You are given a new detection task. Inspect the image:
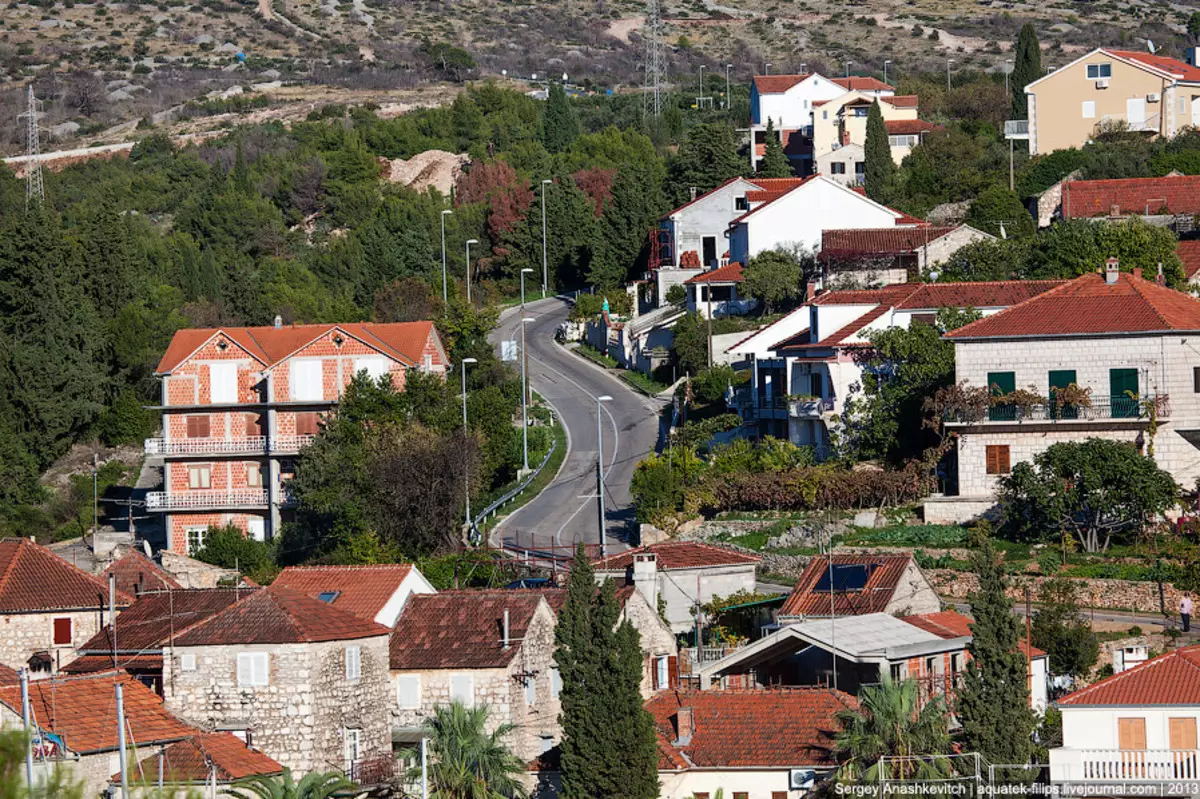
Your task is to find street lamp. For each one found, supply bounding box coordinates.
[1004,58,1014,96]
[596,394,613,556]
[440,209,453,304]
[540,179,552,297]
[725,63,732,110]
[947,58,955,92]
[519,267,535,472]
[883,59,892,85]
[460,357,478,530]
[845,60,852,78]
[800,62,807,74]
[465,239,478,303]
[699,64,706,106]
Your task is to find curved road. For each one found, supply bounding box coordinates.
[491,297,666,557]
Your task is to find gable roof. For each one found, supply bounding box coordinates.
[1058,645,1200,706]
[647,689,855,769]
[124,733,283,784]
[102,549,181,596]
[753,74,814,94]
[662,176,756,219]
[1062,174,1200,219]
[273,564,415,625]
[885,119,938,135]
[779,553,915,617]
[821,226,960,255]
[902,610,1046,658]
[831,76,894,93]
[0,672,191,754]
[390,591,546,670]
[946,271,1200,339]
[593,542,760,572]
[881,95,920,108]
[1107,49,1200,82]
[0,538,133,613]
[682,262,745,285]
[173,585,389,646]
[155,321,438,375]
[71,588,254,659]
[1181,240,1200,280]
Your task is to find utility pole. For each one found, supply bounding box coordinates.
[92,454,99,546]
[109,571,117,669]
[947,58,954,92]
[158,748,165,793]
[828,522,837,694]
[519,268,535,472]
[20,669,33,790]
[725,64,733,110]
[460,358,478,531]
[596,395,613,557]
[1025,587,1033,695]
[440,209,452,305]
[465,239,478,304]
[18,85,45,208]
[540,179,552,297]
[116,682,129,799]
[706,278,713,368]
[884,59,891,85]
[421,737,429,799]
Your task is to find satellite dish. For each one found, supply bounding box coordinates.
[1148,39,1157,54]
[928,271,940,282]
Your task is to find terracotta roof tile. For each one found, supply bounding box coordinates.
[1108,49,1200,82]
[0,672,191,754]
[902,610,1046,658]
[885,119,939,135]
[0,663,19,686]
[1062,175,1200,219]
[822,226,960,256]
[1179,240,1200,279]
[593,542,760,571]
[0,538,133,613]
[647,689,856,768]
[273,564,414,625]
[780,554,914,617]
[173,585,389,646]
[881,94,920,108]
[390,591,546,670]
[72,588,253,657]
[946,271,1200,338]
[540,585,637,616]
[61,654,164,674]
[753,74,814,94]
[1058,644,1200,705]
[831,76,894,92]
[125,733,282,783]
[102,550,181,597]
[682,262,745,284]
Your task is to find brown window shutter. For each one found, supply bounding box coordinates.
[773,793,788,799]
[734,793,749,799]
[53,618,72,646]
[650,658,659,691]
[1170,717,1197,750]
[985,446,998,474]
[245,413,263,437]
[998,446,1010,474]
[187,415,210,438]
[986,445,1011,475]
[1118,717,1147,750]
[667,655,679,689]
[296,412,318,436]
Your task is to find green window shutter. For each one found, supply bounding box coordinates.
[1049,370,1077,419]
[988,371,1016,421]
[1109,368,1139,418]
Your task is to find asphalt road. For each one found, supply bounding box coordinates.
[490,297,667,557]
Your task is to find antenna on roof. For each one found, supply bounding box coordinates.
[1148,39,1157,54]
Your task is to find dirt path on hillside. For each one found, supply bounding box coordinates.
[606,16,644,42]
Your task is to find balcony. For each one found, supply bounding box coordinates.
[1050,748,1200,787]
[144,434,317,457]
[1004,119,1030,140]
[944,394,1170,427]
[346,755,395,787]
[270,434,316,454]
[789,397,835,418]
[1097,112,1161,134]
[145,489,269,511]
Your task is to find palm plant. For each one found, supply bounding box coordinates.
[222,768,356,799]
[412,701,529,799]
[834,676,952,783]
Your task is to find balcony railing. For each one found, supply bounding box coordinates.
[144,434,317,457]
[945,394,1169,425]
[346,755,395,786]
[1050,748,1200,784]
[145,489,269,511]
[271,434,316,452]
[789,397,835,418]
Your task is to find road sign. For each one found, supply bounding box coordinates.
[501,340,518,362]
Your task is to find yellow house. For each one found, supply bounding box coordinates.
[1024,47,1200,155]
[812,91,922,167]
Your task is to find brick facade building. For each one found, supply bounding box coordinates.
[149,321,446,554]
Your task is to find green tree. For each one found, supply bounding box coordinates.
[669,311,710,376]
[741,245,815,313]
[555,548,659,799]
[999,438,1179,553]
[958,529,1038,773]
[666,124,744,205]
[835,677,951,782]
[224,768,355,798]
[194,524,277,582]
[543,82,580,154]
[412,702,529,799]
[1032,576,1100,678]
[965,184,1035,239]
[1190,12,1200,43]
[756,118,792,178]
[864,100,894,202]
[1011,24,1042,119]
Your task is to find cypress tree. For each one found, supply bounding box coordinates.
[863,100,894,202]
[542,81,580,154]
[1011,24,1042,120]
[757,118,793,178]
[957,527,1037,778]
[555,548,660,799]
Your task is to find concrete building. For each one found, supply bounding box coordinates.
[149,321,447,553]
[272,563,436,628]
[683,262,757,319]
[810,92,924,169]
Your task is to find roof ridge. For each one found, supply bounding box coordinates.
[945,273,1092,338]
[1061,646,1180,703]
[1124,273,1176,329]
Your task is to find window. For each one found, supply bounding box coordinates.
[187,464,212,490]
[353,357,390,380]
[180,653,196,672]
[525,676,535,706]
[890,663,904,681]
[911,313,937,327]
[186,527,206,556]
[830,162,846,174]
[344,727,361,769]
[236,652,269,687]
[1109,368,1140,418]
[773,794,789,799]
[654,656,669,691]
[702,236,718,267]
[925,656,936,675]
[1049,370,1078,419]
[987,371,1016,421]
[450,674,474,708]
[985,445,1011,475]
[1170,717,1198,750]
[52,618,72,646]
[345,645,361,681]
[1082,101,1096,119]
[246,463,262,488]
[853,106,868,116]
[186,415,210,438]
[734,793,749,799]
[396,674,421,709]
[245,413,263,437]
[735,196,749,211]
[888,134,919,147]
[295,412,319,437]
[422,354,433,372]
[854,161,866,176]
[247,518,266,542]
[1117,717,1147,750]
[694,794,710,799]
[290,359,323,401]
[1086,63,1112,79]
[823,110,828,119]
[950,653,962,673]
[550,667,562,699]
[209,362,238,404]
[317,591,340,603]
[811,373,823,399]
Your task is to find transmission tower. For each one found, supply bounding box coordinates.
[18,85,46,208]
[642,0,666,118]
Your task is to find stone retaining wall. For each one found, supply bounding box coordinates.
[928,570,1180,615]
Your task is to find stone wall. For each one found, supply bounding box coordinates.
[928,569,1181,615]
[158,551,237,588]
[165,635,391,774]
[0,608,107,674]
[620,589,680,696]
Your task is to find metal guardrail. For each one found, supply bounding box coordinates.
[473,435,559,528]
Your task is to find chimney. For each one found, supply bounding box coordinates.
[502,609,511,650]
[273,315,283,329]
[1133,267,1143,280]
[1104,257,1120,285]
[841,128,850,146]
[632,553,659,610]
[1157,262,1166,285]
[689,186,698,202]
[675,706,695,745]
[806,282,817,302]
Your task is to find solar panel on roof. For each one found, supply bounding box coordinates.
[317,591,340,603]
[813,563,874,592]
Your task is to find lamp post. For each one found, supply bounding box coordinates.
[596,394,613,556]
[764,62,771,75]
[800,62,807,74]
[1004,58,1014,96]
[440,209,452,304]
[947,58,954,92]
[540,179,552,297]
[883,59,892,85]
[461,357,478,529]
[465,239,478,303]
[845,60,852,78]
[725,63,732,109]
[699,64,706,106]
[519,267,535,472]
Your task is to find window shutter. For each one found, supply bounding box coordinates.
[180,653,196,672]
[667,655,679,689]
[986,447,998,475]
[550,668,562,699]
[209,363,238,404]
[353,357,390,380]
[1193,366,1200,394]
[237,653,250,686]
[187,416,210,438]
[290,360,324,401]
[53,618,72,646]
[396,675,421,708]
[998,446,1010,474]
[254,653,268,686]
[295,412,319,437]
[1171,717,1198,750]
[1118,717,1147,750]
[346,646,361,680]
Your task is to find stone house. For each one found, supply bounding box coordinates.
[148,321,447,553]
[0,538,131,676]
[164,585,392,780]
[777,553,940,624]
[272,563,436,627]
[101,547,182,596]
[819,225,994,288]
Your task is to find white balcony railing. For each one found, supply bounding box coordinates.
[789,397,835,418]
[270,434,316,452]
[145,490,269,511]
[1050,748,1200,784]
[144,435,317,457]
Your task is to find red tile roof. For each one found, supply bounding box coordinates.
[1062,175,1200,219]
[0,672,191,754]
[730,175,824,223]
[749,177,811,190]
[885,119,938,135]
[540,584,638,615]
[124,733,283,783]
[592,542,761,572]
[831,76,894,92]
[947,271,1200,339]
[0,538,133,613]
[1059,644,1200,706]
[61,654,164,674]
[1108,49,1200,82]
[881,94,920,108]
[902,610,1046,658]
[822,226,960,255]
[753,74,814,94]
[0,663,19,686]
[390,591,546,670]
[72,588,253,658]
[779,554,915,617]
[273,564,414,625]
[648,689,856,768]
[155,321,438,374]
[682,262,745,284]
[102,549,181,596]
[173,585,389,646]
[1181,240,1200,280]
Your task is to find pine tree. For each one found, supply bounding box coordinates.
[957,527,1037,778]
[556,548,660,799]
[542,81,580,154]
[1011,24,1042,120]
[666,123,745,205]
[756,118,793,178]
[863,100,894,202]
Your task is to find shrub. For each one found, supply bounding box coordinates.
[704,464,930,513]
[692,365,741,405]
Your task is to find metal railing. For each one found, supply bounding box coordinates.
[946,394,1169,424]
[271,434,316,452]
[1056,749,1200,782]
[144,434,317,456]
[145,489,269,510]
[789,397,835,418]
[346,755,394,786]
[1097,113,1161,134]
[474,436,558,528]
